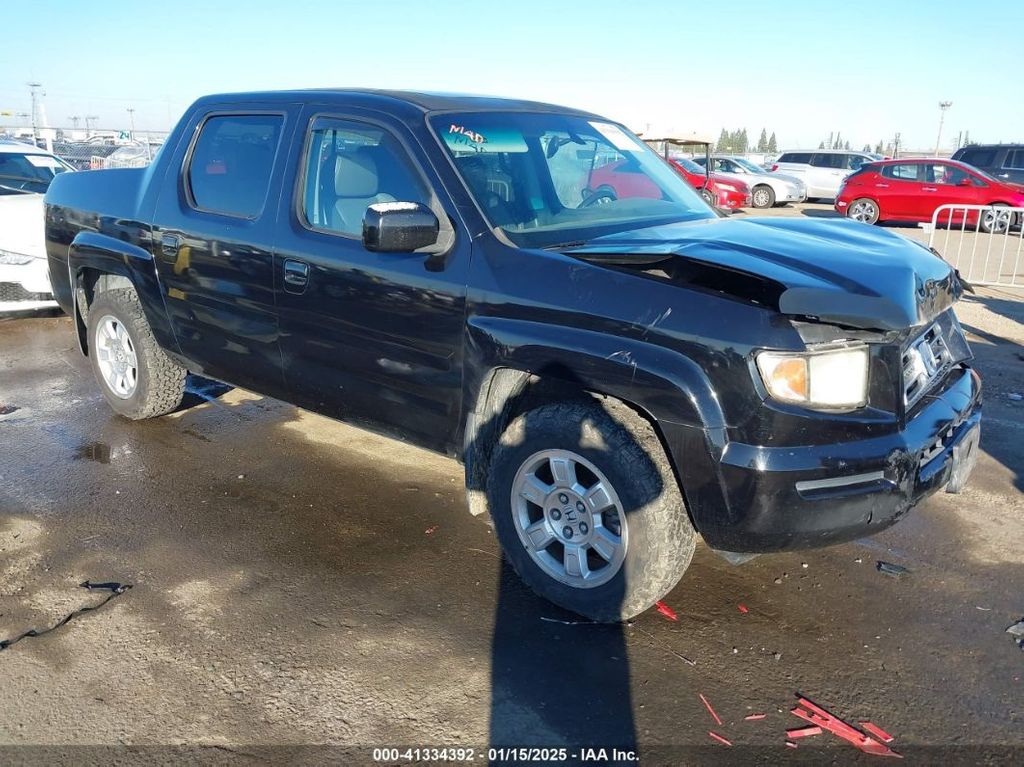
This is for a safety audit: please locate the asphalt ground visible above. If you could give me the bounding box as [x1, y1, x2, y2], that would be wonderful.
[1, 202, 1023, 764]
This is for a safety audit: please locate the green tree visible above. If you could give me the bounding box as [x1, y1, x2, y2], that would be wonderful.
[818, 141, 825, 149]
[844, 140, 850, 150]
[862, 143, 871, 152]
[875, 140, 884, 154]
[757, 128, 768, 152]
[717, 128, 730, 152]
[739, 128, 749, 153]
[767, 132, 777, 153]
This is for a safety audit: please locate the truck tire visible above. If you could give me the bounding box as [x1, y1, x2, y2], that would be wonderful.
[486, 399, 696, 622]
[87, 287, 186, 420]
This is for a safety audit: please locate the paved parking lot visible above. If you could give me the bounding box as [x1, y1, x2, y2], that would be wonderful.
[1, 204, 1023, 760]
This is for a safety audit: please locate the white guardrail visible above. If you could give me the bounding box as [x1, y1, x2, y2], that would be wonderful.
[924, 204, 1024, 288]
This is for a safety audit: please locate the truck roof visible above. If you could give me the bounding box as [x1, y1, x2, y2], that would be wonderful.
[191, 89, 601, 118]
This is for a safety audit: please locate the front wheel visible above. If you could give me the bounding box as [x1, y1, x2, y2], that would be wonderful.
[700, 186, 716, 206]
[87, 287, 186, 420]
[487, 400, 696, 622]
[980, 204, 1012, 234]
[847, 197, 880, 224]
[751, 184, 775, 209]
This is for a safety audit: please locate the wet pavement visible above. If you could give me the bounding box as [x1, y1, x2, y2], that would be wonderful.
[1, 269, 1023, 761]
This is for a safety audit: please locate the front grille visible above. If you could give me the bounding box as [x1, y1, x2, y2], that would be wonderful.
[0, 283, 50, 302]
[902, 312, 968, 409]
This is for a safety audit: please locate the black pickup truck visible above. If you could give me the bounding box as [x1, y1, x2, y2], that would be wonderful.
[44, 90, 981, 621]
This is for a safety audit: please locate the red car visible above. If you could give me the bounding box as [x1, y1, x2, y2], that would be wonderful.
[589, 158, 750, 211]
[669, 157, 751, 210]
[836, 158, 1024, 231]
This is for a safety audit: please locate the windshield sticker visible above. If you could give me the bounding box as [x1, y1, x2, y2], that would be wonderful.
[25, 155, 61, 168]
[588, 122, 643, 152]
[443, 124, 528, 154]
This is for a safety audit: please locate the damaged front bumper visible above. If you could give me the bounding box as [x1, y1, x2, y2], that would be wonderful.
[666, 365, 982, 553]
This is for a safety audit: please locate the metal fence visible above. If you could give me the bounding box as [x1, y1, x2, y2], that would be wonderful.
[1, 126, 169, 170]
[926, 204, 1024, 288]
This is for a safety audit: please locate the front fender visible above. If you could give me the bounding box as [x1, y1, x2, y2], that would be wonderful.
[465, 316, 725, 430]
[69, 231, 178, 356]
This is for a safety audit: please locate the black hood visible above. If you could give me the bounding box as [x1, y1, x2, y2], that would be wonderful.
[565, 216, 964, 331]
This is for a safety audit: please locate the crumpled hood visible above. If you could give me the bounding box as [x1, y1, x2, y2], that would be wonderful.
[0, 193, 46, 259]
[566, 216, 963, 331]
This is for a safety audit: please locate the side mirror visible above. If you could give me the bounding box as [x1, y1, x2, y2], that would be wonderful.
[957, 177, 973, 187]
[362, 202, 439, 253]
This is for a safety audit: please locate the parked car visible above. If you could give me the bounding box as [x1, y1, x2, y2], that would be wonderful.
[950, 144, 1024, 185]
[835, 158, 1024, 232]
[0, 140, 74, 312]
[45, 90, 981, 622]
[772, 149, 881, 200]
[669, 157, 751, 210]
[693, 155, 806, 208]
[589, 156, 750, 211]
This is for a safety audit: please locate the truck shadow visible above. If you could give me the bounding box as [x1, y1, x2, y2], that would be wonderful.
[468, 372, 667, 763]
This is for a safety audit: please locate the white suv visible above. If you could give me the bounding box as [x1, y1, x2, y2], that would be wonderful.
[771, 149, 881, 200]
[0, 141, 74, 312]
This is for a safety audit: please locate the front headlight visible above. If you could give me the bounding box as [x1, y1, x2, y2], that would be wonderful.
[717, 183, 739, 192]
[0, 249, 35, 266]
[756, 347, 869, 409]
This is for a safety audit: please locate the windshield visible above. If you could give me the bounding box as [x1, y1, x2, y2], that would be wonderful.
[431, 112, 713, 248]
[731, 158, 768, 174]
[0, 150, 73, 194]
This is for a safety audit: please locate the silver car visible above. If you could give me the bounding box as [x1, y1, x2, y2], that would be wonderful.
[771, 149, 881, 200]
[693, 155, 805, 208]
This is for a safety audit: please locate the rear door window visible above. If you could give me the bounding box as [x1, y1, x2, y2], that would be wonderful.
[811, 153, 845, 169]
[779, 152, 812, 164]
[881, 164, 922, 181]
[186, 114, 284, 218]
[1003, 149, 1024, 171]
[846, 155, 870, 170]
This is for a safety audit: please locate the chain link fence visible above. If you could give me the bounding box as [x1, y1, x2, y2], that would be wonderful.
[0, 125, 170, 170]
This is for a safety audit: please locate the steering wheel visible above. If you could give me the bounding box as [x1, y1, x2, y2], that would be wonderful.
[579, 187, 617, 208]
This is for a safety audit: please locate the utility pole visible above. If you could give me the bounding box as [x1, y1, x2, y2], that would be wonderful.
[893, 132, 901, 159]
[934, 101, 952, 157]
[85, 115, 99, 134]
[26, 81, 43, 145]
[126, 107, 136, 138]
[69, 115, 81, 129]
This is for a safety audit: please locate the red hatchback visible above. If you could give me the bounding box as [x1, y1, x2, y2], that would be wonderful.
[589, 158, 751, 211]
[836, 158, 1024, 231]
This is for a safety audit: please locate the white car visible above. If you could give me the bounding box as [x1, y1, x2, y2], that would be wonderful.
[0, 140, 74, 312]
[693, 155, 806, 208]
[771, 149, 881, 200]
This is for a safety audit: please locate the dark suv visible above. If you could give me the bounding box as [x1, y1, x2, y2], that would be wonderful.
[951, 144, 1024, 185]
[44, 90, 981, 621]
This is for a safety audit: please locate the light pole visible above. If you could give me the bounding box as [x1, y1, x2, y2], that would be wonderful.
[27, 82, 42, 145]
[934, 101, 952, 157]
[85, 115, 98, 133]
[68, 115, 81, 129]
[126, 107, 136, 138]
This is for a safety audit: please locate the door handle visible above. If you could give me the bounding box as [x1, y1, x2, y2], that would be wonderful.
[875, 183, 889, 188]
[283, 258, 309, 293]
[922, 187, 938, 192]
[161, 234, 179, 258]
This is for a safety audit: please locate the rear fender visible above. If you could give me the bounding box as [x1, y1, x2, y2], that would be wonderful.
[69, 231, 178, 356]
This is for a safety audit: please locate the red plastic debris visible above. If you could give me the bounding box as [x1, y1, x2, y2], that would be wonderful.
[787, 725, 823, 739]
[791, 695, 901, 758]
[424, 526, 439, 534]
[738, 604, 749, 614]
[860, 722, 895, 744]
[708, 731, 732, 746]
[744, 713, 766, 721]
[699, 693, 723, 726]
[655, 601, 678, 621]
[785, 741, 798, 749]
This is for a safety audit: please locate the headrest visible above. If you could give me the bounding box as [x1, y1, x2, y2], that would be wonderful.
[335, 152, 379, 197]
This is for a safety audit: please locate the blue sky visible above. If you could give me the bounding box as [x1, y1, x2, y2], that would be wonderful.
[1, 0, 1020, 150]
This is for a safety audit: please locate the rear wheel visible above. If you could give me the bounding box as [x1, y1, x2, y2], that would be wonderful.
[847, 197, 880, 224]
[751, 184, 775, 209]
[487, 399, 696, 622]
[700, 186, 716, 206]
[87, 287, 186, 420]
